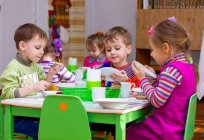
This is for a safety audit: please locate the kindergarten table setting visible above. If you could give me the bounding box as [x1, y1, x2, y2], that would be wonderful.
[0, 67, 150, 140]
[38, 67, 149, 110]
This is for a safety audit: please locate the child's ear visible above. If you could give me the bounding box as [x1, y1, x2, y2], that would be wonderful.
[127, 45, 132, 54]
[19, 41, 26, 50]
[161, 43, 171, 53]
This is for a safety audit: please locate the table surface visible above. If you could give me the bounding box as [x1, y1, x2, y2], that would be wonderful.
[1, 96, 149, 114]
[1, 96, 150, 140]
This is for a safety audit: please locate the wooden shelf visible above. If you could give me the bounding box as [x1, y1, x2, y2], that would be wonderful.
[136, 9, 204, 72]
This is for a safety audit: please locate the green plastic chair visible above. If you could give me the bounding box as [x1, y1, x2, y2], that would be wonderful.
[184, 93, 197, 140]
[38, 95, 92, 140]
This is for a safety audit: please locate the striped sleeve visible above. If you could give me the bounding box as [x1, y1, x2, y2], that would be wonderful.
[58, 66, 75, 82]
[140, 66, 183, 108]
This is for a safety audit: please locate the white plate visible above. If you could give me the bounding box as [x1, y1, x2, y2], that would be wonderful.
[132, 88, 144, 96]
[100, 67, 121, 82]
[42, 91, 59, 96]
[133, 61, 156, 78]
[55, 83, 76, 89]
[94, 98, 137, 109]
[26, 91, 59, 98]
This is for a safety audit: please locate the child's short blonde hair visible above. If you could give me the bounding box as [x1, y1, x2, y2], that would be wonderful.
[14, 23, 48, 50]
[104, 26, 132, 46]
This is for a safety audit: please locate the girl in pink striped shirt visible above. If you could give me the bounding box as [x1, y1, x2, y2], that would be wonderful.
[127, 17, 198, 140]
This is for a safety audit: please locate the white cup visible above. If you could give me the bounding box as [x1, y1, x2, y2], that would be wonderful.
[68, 57, 77, 65]
[92, 87, 106, 101]
[120, 82, 136, 98]
[75, 68, 84, 81]
[75, 80, 86, 88]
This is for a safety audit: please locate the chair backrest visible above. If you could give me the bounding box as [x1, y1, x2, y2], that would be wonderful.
[184, 93, 197, 140]
[38, 95, 91, 140]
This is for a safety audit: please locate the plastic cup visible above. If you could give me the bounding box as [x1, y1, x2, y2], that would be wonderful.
[75, 68, 84, 81]
[86, 81, 101, 89]
[67, 65, 78, 73]
[92, 87, 106, 101]
[120, 82, 136, 98]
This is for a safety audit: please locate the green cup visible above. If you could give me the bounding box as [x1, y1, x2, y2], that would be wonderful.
[67, 65, 78, 73]
[86, 81, 101, 89]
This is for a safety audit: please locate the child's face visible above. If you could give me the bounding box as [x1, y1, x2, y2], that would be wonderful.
[20, 35, 47, 62]
[105, 36, 131, 68]
[87, 44, 103, 58]
[150, 41, 171, 66]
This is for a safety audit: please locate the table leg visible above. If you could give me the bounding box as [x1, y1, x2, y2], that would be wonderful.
[4, 106, 13, 140]
[115, 115, 126, 140]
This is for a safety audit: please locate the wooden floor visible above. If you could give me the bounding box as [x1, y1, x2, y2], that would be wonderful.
[193, 98, 204, 139]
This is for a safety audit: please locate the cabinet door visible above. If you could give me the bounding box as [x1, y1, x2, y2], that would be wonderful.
[0, 0, 36, 73]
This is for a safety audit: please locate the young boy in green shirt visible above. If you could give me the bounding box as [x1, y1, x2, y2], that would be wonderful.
[0, 23, 60, 139]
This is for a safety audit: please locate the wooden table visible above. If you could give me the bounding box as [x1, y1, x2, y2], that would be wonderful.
[1, 97, 150, 140]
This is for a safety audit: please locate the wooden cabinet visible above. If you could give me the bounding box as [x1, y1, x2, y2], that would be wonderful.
[136, 9, 204, 72]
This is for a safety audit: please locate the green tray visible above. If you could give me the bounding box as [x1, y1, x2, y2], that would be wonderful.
[61, 87, 120, 101]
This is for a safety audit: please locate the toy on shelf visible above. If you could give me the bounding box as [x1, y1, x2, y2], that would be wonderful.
[49, 0, 72, 28]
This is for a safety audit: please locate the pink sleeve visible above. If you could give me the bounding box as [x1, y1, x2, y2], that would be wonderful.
[83, 56, 89, 67]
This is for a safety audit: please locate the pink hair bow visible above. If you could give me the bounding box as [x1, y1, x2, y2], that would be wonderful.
[146, 26, 155, 36]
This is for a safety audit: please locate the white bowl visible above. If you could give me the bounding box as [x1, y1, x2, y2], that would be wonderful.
[95, 98, 136, 109]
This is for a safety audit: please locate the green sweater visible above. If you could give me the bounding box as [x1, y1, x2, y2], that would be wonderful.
[0, 56, 45, 99]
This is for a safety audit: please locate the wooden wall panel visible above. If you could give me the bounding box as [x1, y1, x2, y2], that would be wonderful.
[49, 0, 85, 66]
[136, 9, 204, 73]
[136, 9, 204, 50]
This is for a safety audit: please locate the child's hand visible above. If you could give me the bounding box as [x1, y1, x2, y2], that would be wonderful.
[32, 80, 51, 92]
[110, 70, 128, 82]
[48, 62, 62, 75]
[130, 91, 147, 100]
[101, 74, 106, 81]
[144, 65, 156, 74]
[131, 62, 145, 80]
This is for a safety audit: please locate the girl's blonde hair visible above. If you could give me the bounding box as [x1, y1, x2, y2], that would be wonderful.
[149, 20, 199, 83]
[150, 20, 191, 54]
[86, 32, 105, 52]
